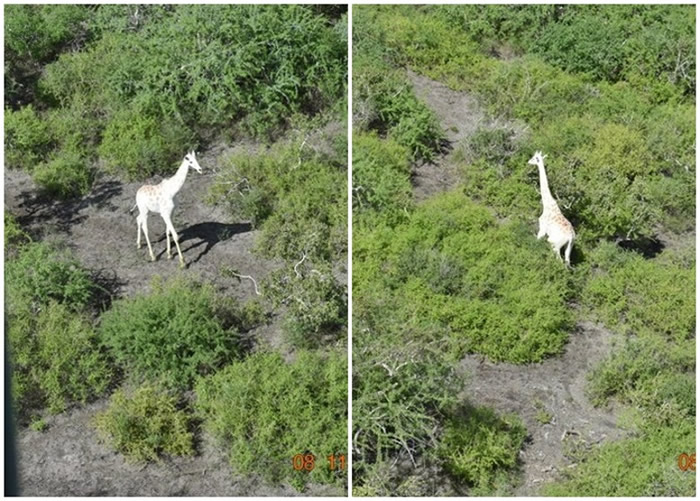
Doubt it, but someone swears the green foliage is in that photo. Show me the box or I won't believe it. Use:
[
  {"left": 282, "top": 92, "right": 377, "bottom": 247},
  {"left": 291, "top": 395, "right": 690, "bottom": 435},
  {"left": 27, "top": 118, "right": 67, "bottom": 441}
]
[
  {"left": 355, "top": 191, "right": 573, "bottom": 363},
  {"left": 583, "top": 244, "right": 695, "bottom": 343},
  {"left": 264, "top": 265, "right": 347, "bottom": 350},
  {"left": 435, "top": 5, "right": 695, "bottom": 97},
  {"left": 6, "top": 5, "right": 346, "bottom": 191},
  {"left": 5, "top": 5, "right": 90, "bottom": 107},
  {"left": 4, "top": 212, "right": 31, "bottom": 253},
  {"left": 353, "top": 28, "right": 444, "bottom": 161},
  {"left": 542, "top": 419, "right": 695, "bottom": 496},
  {"left": 437, "top": 406, "right": 526, "bottom": 494},
  {"left": 8, "top": 301, "right": 114, "bottom": 419},
  {"left": 97, "top": 99, "right": 194, "bottom": 179},
  {"left": 32, "top": 148, "right": 93, "bottom": 198},
  {"left": 209, "top": 140, "right": 346, "bottom": 263},
  {"left": 352, "top": 333, "right": 461, "bottom": 489},
  {"left": 95, "top": 383, "right": 194, "bottom": 462},
  {"left": 6, "top": 241, "right": 95, "bottom": 311},
  {"left": 5, "top": 241, "right": 112, "bottom": 420},
  {"left": 4, "top": 105, "right": 52, "bottom": 171},
  {"left": 352, "top": 132, "right": 412, "bottom": 225},
  {"left": 195, "top": 349, "right": 347, "bottom": 491},
  {"left": 98, "top": 277, "right": 246, "bottom": 389}
]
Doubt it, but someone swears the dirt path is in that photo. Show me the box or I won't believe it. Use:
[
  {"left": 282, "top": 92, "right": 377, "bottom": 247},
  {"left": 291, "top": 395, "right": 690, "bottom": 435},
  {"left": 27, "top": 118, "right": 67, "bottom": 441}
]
[
  {"left": 406, "top": 70, "right": 626, "bottom": 494},
  {"left": 5, "top": 144, "right": 344, "bottom": 496}
]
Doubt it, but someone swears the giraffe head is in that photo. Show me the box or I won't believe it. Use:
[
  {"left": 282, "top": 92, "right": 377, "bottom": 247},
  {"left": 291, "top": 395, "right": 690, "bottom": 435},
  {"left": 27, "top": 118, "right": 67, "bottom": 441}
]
[
  {"left": 528, "top": 150, "right": 547, "bottom": 167},
  {"left": 184, "top": 150, "right": 202, "bottom": 174}
]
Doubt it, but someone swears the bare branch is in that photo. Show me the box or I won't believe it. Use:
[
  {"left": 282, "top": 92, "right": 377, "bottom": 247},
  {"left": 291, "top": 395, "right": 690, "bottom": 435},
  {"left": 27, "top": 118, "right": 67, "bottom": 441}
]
[{"left": 229, "top": 272, "right": 261, "bottom": 296}]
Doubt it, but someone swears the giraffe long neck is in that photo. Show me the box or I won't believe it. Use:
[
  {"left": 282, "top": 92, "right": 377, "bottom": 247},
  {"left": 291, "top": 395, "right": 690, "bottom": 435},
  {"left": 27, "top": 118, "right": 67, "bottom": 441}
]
[
  {"left": 164, "top": 159, "right": 189, "bottom": 197},
  {"left": 537, "top": 161, "right": 556, "bottom": 208}
]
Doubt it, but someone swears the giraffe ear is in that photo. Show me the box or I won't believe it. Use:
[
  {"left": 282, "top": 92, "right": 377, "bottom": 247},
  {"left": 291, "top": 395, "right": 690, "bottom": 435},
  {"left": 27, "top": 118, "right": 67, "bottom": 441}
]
[{"left": 542, "top": 154, "right": 548, "bottom": 159}]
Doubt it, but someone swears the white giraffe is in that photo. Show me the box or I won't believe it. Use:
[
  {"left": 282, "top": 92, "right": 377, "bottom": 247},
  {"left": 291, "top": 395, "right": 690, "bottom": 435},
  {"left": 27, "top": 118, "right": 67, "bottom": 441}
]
[
  {"left": 528, "top": 151, "right": 575, "bottom": 266},
  {"left": 130, "top": 151, "right": 202, "bottom": 267}
]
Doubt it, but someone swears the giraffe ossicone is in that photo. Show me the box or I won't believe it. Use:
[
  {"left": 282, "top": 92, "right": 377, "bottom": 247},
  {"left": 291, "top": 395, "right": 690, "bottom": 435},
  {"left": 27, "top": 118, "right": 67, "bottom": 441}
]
[
  {"left": 528, "top": 150, "right": 575, "bottom": 266},
  {"left": 131, "top": 151, "right": 202, "bottom": 268}
]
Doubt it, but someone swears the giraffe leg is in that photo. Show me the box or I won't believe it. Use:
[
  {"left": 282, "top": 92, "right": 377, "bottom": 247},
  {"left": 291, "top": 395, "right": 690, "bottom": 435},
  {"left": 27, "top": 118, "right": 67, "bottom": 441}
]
[
  {"left": 564, "top": 238, "right": 573, "bottom": 266},
  {"left": 141, "top": 216, "right": 155, "bottom": 261},
  {"left": 166, "top": 228, "right": 172, "bottom": 259},
  {"left": 551, "top": 242, "right": 563, "bottom": 262},
  {"left": 162, "top": 216, "right": 184, "bottom": 267},
  {"left": 136, "top": 216, "right": 142, "bottom": 249}
]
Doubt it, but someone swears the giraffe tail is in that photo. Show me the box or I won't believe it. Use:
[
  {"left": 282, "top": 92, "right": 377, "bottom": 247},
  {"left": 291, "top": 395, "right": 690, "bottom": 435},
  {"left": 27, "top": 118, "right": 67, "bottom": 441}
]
[{"left": 129, "top": 203, "right": 138, "bottom": 213}]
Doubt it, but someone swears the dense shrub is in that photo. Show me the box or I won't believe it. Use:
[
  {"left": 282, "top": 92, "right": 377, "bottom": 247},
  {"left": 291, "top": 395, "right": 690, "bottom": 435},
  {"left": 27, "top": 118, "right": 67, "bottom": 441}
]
[
  {"left": 4, "top": 105, "right": 52, "bottom": 171},
  {"left": 97, "top": 99, "right": 194, "bottom": 178},
  {"left": 6, "top": 4, "right": 346, "bottom": 190},
  {"left": 437, "top": 406, "right": 526, "bottom": 494},
  {"left": 264, "top": 265, "right": 347, "bottom": 349},
  {"left": 352, "top": 331, "right": 461, "bottom": 488},
  {"left": 542, "top": 419, "right": 695, "bottom": 496},
  {"left": 98, "top": 277, "right": 246, "bottom": 389},
  {"left": 354, "top": 191, "right": 573, "bottom": 363},
  {"left": 95, "top": 383, "right": 194, "bottom": 462},
  {"left": 5, "top": 4, "right": 91, "bottom": 107},
  {"left": 195, "top": 350, "right": 347, "bottom": 491},
  {"left": 209, "top": 140, "right": 346, "bottom": 263},
  {"left": 5, "top": 241, "right": 113, "bottom": 419},
  {"left": 353, "top": 35, "right": 444, "bottom": 161},
  {"left": 33, "top": 149, "right": 93, "bottom": 198},
  {"left": 4, "top": 212, "right": 31, "bottom": 253},
  {"left": 8, "top": 301, "right": 114, "bottom": 419},
  {"left": 6, "top": 241, "right": 95, "bottom": 312},
  {"left": 352, "top": 132, "right": 412, "bottom": 224}
]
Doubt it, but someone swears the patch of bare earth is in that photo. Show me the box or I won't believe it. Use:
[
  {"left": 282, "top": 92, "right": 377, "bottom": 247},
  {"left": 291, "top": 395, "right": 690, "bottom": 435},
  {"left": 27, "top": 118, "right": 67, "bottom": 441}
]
[
  {"left": 4, "top": 139, "right": 345, "bottom": 496},
  {"left": 406, "top": 69, "right": 626, "bottom": 494}
]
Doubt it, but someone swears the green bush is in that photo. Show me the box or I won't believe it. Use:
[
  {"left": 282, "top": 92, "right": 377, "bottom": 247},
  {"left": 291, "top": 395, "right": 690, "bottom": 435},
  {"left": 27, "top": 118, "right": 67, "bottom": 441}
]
[
  {"left": 352, "top": 330, "right": 461, "bottom": 489},
  {"left": 98, "top": 277, "right": 246, "bottom": 389},
  {"left": 4, "top": 105, "right": 52, "bottom": 171},
  {"left": 4, "top": 212, "right": 31, "bottom": 253},
  {"left": 8, "top": 301, "right": 114, "bottom": 419},
  {"left": 97, "top": 98, "right": 194, "bottom": 179},
  {"left": 195, "top": 349, "right": 347, "bottom": 491},
  {"left": 95, "top": 383, "right": 194, "bottom": 462},
  {"left": 7, "top": 5, "right": 347, "bottom": 192},
  {"left": 264, "top": 265, "right": 347, "bottom": 350},
  {"left": 583, "top": 243, "right": 695, "bottom": 343},
  {"left": 209, "top": 140, "right": 347, "bottom": 262},
  {"left": 354, "top": 191, "right": 573, "bottom": 363},
  {"left": 6, "top": 241, "right": 95, "bottom": 312},
  {"left": 32, "top": 149, "right": 93, "bottom": 198},
  {"left": 542, "top": 419, "right": 695, "bottom": 496},
  {"left": 352, "top": 132, "right": 412, "bottom": 225},
  {"left": 437, "top": 406, "right": 526, "bottom": 494}
]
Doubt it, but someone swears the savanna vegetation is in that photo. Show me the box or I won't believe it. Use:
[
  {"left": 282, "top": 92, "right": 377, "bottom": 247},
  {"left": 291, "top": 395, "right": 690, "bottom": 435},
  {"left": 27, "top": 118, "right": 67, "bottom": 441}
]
[
  {"left": 352, "top": 5, "right": 694, "bottom": 496},
  {"left": 5, "top": 5, "right": 347, "bottom": 494}
]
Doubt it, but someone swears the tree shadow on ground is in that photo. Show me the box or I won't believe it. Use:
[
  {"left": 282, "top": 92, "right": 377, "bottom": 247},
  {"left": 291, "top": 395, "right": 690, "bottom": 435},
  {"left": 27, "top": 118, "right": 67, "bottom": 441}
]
[
  {"left": 15, "top": 180, "right": 123, "bottom": 236},
  {"left": 154, "top": 222, "right": 252, "bottom": 264}
]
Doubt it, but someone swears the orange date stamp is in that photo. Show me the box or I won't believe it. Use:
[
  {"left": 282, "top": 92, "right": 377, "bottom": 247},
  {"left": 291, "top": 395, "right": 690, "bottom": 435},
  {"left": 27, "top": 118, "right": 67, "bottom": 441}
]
[
  {"left": 292, "top": 453, "right": 346, "bottom": 472},
  {"left": 678, "top": 453, "right": 696, "bottom": 472}
]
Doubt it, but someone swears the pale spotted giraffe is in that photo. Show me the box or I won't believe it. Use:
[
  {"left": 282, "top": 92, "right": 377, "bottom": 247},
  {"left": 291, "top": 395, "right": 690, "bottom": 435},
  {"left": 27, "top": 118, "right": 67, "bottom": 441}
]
[
  {"left": 130, "top": 151, "right": 202, "bottom": 267},
  {"left": 528, "top": 151, "right": 575, "bottom": 266}
]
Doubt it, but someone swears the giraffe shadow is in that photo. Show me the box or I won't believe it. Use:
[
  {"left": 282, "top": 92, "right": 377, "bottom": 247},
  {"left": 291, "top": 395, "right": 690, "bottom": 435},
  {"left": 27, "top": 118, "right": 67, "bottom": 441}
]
[{"left": 154, "top": 222, "right": 252, "bottom": 264}]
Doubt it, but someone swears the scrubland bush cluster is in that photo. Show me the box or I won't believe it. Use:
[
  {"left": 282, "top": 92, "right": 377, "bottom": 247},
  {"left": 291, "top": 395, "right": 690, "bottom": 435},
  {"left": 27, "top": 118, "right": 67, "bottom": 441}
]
[
  {"left": 5, "top": 5, "right": 347, "bottom": 196},
  {"left": 5, "top": 6, "right": 347, "bottom": 492},
  {"left": 353, "top": 5, "right": 694, "bottom": 496}
]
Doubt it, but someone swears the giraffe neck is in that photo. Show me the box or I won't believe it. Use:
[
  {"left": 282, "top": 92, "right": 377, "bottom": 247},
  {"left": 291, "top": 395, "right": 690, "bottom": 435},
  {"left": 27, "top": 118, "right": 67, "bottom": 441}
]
[
  {"left": 537, "top": 161, "right": 557, "bottom": 208},
  {"left": 163, "top": 159, "right": 189, "bottom": 197}
]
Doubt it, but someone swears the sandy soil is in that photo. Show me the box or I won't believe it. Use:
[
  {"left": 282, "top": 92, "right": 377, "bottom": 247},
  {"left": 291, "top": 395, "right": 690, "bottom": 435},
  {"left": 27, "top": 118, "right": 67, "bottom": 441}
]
[
  {"left": 405, "top": 69, "right": 627, "bottom": 495},
  {"left": 5, "top": 141, "right": 346, "bottom": 496}
]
